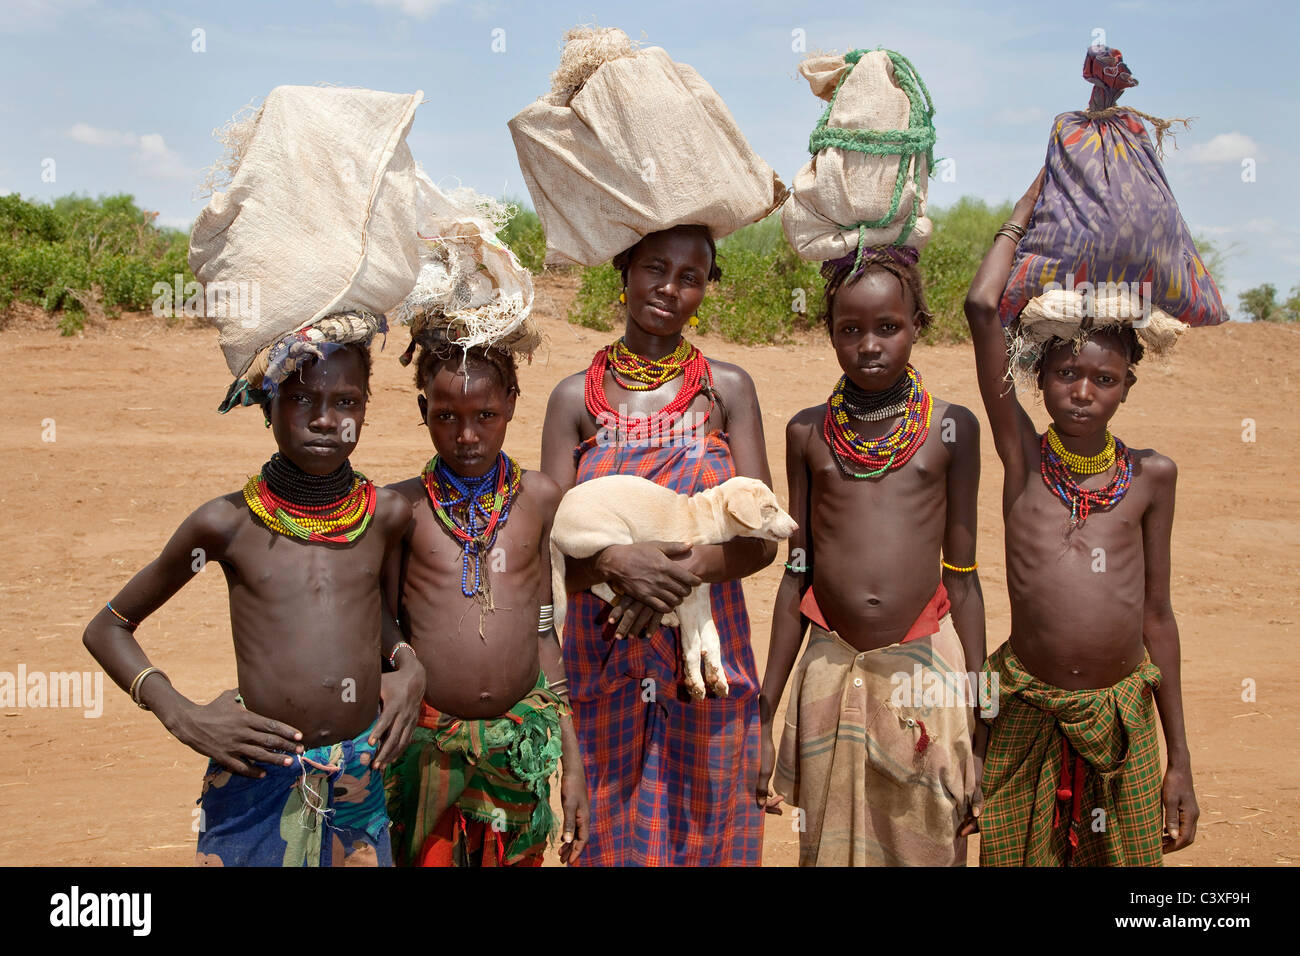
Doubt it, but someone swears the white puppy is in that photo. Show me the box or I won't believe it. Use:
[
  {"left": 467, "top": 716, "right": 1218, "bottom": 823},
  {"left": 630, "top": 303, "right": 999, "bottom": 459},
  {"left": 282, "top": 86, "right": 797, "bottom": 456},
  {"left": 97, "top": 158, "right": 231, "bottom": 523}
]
[{"left": 550, "top": 475, "right": 797, "bottom": 699}]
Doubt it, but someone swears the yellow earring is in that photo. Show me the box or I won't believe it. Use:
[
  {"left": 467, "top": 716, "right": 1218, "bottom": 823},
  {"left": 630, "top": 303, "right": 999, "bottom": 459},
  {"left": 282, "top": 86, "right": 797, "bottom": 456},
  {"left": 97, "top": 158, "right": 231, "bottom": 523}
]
[
  {"left": 619, "top": 291, "right": 626, "bottom": 304},
  {"left": 689, "top": 315, "right": 699, "bottom": 328}
]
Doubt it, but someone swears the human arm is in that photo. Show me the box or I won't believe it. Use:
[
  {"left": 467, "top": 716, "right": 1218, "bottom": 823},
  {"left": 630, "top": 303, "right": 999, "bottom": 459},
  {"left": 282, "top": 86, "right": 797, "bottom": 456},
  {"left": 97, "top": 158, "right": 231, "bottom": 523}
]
[
  {"left": 538, "top": 370, "right": 699, "bottom": 637},
  {"left": 963, "top": 168, "right": 1046, "bottom": 502},
  {"left": 81, "top": 499, "right": 304, "bottom": 777},
  {"left": 941, "top": 405, "right": 989, "bottom": 835},
  {"left": 370, "top": 491, "right": 423, "bottom": 770},
  {"left": 533, "top": 478, "right": 588, "bottom": 863},
  {"left": 757, "top": 415, "right": 814, "bottom": 810},
  {"left": 679, "top": 362, "right": 779, "bottom": 584},
  {"left": 1140, "top": 455, "right": 1197, "bottom": 852}
]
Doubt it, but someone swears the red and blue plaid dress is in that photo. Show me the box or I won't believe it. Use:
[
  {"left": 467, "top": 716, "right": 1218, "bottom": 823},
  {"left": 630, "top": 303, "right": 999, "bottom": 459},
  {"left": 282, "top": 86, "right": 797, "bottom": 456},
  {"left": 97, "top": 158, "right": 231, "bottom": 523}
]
[{"left": 567, "top": 429, "right": 762, "bottom": 866}]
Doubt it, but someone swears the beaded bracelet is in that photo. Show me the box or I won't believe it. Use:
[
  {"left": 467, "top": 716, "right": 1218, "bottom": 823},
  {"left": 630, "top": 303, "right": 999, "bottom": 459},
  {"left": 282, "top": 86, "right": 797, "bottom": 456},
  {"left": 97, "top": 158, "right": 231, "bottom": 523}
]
[
  {"left": 941, "top": 559, "right": 978, "bottom": 574},
  {"left": 106, "top": 601, "right": 140, "bottom": 632},
  {"left": 783, "top": 561, "right": 809, "bottom": 574},
  {"left": 129, "top": 666, "right": 168, "bottom": 710},
  {"left": 537, "top": 603, "right": 554, "bottom": 633},
  {"left": 387, "top": 642, "right": 416, "bottom": 668}
]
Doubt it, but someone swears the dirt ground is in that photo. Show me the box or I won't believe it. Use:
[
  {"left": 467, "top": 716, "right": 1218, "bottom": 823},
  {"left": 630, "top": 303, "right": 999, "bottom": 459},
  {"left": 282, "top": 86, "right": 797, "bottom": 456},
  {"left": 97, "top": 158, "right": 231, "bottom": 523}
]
[{"left": 2, "top": 273, "right": 1296, "bottom": 867}]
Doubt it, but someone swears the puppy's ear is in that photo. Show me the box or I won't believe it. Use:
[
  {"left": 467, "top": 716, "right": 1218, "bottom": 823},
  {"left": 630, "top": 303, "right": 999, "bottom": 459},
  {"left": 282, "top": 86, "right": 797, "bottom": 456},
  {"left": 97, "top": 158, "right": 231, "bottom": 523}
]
[{"left": 726, "top": 488, "right": 764, "bottom": 530}]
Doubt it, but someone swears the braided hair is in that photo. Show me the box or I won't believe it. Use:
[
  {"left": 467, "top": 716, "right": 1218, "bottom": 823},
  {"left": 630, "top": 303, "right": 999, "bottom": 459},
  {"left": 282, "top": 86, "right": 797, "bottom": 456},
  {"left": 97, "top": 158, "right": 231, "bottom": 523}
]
[
  {"left": 819, "top": 250, "right": 931, "bottom": 337},
  {"left": 412, "top": 326, "right": 520, "bottom": 397}
]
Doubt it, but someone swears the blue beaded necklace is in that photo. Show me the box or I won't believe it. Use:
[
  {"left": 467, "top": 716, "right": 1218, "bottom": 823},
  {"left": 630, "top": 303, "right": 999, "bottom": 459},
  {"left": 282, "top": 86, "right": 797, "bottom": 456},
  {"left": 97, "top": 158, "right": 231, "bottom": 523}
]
[{"left": 421, "top": 452, "right": 521, "bottom": 599}]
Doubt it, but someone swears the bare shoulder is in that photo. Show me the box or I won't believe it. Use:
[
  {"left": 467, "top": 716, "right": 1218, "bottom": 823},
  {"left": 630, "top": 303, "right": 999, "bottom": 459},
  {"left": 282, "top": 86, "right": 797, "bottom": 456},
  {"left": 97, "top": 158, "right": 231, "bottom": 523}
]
[
  {"left": 932, "top": 397, "right": 979, "bottom": 433},
  {"left": 384, "top": 475, "right": 427, "bottom": 506},
  {"left": 375, "top": 485, "right": 415, "bottom": 529},
  {"left": 1131, "top": 447, "right": 1177, "bottom": 488},
  {"left": 787, "top": 405, "right": 824, "bottom": 449},
  {"left": 707, "top": 358, "right": 758, "bottom": 397},
  {"left": 521, "top": 468, "right": 563, "bottom": 514},
  {"left": 547, "top": 369, "right": 588, "bottom": 409},
  {"left": 191, "top": 492, "right": 250, "bottom": 540}
]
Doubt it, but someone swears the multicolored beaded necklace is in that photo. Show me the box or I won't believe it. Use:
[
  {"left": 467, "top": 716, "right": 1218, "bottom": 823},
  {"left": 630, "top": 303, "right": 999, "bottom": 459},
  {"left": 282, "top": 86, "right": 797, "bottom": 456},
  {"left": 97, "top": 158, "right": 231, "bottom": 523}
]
[
  {"left": 422, "top": 451, "right": 522, "bottom": 602},
  {"left": 585, "top": 338, "right": 714, "bottom": 440},
  {"left": 607, "top": 337, "right": 696, "bottom": 390},
  {"left": 1045, "top": 425, "right": 1116, "bottom": 475},
  {"left": 823, "top": 365, "right": 933, "bottom": 479},
  {"left": 1040, "top": 430, "right": 1133, "bottom": 528},
  {"left": 840, "top": 370, "right": 913, "bottom": 422},
  {"left": 243, "top": 454, "right": 376, "bottom": 543}
]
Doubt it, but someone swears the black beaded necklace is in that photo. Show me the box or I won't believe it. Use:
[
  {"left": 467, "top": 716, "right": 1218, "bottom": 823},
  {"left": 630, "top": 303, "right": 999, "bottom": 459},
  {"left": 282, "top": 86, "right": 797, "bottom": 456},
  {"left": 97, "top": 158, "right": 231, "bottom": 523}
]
[
  {"left": 261, "top": 453, "right": 356, "bottom": 508},
  {"left": 841, "top": 370, "right": 912, "bottom": 422}
]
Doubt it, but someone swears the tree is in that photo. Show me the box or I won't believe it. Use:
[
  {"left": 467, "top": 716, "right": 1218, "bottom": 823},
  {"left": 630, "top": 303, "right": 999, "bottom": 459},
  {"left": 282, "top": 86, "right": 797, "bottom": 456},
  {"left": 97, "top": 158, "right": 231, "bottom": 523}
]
[
  {"left": 1283, "top": 285, "right": 1300, "bottom": 323},
  {"left": 1238, "top": 283, "right": 1278, "bottom": 322}
]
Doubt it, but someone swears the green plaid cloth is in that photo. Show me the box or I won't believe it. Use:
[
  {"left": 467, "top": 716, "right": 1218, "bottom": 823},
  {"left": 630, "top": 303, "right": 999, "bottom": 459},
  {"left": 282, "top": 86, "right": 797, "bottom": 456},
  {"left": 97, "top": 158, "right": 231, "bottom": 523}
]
[{"left": 979, "top": 643, "right": 1164, "bottom": 867}]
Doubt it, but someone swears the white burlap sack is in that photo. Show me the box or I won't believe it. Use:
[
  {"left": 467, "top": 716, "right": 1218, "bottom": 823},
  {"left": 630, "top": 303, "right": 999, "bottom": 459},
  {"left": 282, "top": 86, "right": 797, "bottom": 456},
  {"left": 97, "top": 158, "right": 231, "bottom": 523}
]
[
  {"left": 391, "top": 170, "right": 541, "bottom": 360},
  {"left": 189, "top": 85, "right": 426, "bottom": 380},
  {"left": 509, "top": 29, "right": 784, "bottom": 267},
  {"left": 781, "top": 50, "right": 934, "bottom": 263}
]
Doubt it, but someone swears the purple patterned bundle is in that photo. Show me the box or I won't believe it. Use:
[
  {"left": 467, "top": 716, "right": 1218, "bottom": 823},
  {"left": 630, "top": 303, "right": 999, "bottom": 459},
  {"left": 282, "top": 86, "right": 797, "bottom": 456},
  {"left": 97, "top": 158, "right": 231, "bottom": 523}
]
[{"left": 999, "top": 46, "right": 1227, "bottom": 329}]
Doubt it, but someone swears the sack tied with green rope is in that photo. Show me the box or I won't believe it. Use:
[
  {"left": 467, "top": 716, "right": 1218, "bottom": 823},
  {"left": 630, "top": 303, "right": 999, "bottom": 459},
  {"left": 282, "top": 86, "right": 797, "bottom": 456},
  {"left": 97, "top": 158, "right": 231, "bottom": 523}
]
[{"left": 781, "top": 48, "right": 936, "bottom": 264}]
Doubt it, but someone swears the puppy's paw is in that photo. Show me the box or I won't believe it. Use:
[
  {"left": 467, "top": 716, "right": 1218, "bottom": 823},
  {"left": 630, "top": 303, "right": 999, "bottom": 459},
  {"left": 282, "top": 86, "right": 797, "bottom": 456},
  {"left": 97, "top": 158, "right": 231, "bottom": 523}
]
[{"left": 703, "top": 661, "right": 730, "bottom": 698}]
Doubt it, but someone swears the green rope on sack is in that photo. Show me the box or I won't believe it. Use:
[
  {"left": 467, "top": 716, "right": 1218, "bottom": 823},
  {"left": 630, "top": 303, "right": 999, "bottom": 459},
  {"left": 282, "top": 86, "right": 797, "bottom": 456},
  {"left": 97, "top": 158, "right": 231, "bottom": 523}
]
[{"left": 807, "top": 47, "right": 937, "bottom": 269}]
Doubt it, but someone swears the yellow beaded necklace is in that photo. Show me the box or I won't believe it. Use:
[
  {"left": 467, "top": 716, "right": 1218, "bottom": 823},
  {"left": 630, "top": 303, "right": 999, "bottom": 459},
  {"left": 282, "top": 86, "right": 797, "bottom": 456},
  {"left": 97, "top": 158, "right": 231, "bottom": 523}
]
[
  {"left": 607, "top": 337, "right": 697, "bottom": 390},
  {"left": 1046, "top": 426, "right": 1116, "bottom": 475}
]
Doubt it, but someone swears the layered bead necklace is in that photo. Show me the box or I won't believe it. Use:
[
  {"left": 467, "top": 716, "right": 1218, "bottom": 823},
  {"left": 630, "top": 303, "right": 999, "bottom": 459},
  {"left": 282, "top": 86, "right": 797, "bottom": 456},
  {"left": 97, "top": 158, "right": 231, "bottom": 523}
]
[
  {"left": 585, "top": 337, "right": 713, "bottom": 441},
  {"left": 1040, "top": 426, "right": 1132, "bottom": 528},
  {"left": 244, "top": 453, "right": 376, "bottom": 543},
  {"left": 823, "top": 365, "right": 933, "bottom": 479},
  {"left": 607, "top": 337, "right": 696, "bottom": 390},
  {"left": 422, "top": 452, "right": 522, "bottom": 602}
]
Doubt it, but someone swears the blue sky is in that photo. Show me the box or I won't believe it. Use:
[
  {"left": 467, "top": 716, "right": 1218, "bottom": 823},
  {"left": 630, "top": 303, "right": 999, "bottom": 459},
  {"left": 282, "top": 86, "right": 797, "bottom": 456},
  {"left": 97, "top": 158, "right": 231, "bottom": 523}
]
[{"left": 1, "top": 0, "right": 1294, "bottom": 311}]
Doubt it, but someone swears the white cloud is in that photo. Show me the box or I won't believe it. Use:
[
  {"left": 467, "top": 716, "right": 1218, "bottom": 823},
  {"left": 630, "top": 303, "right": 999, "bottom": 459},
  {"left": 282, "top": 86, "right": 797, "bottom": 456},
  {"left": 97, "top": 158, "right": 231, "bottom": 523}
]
[
  {"left": 135, "top": 133, "right": 190, "bottom": 180},
  {"left": 357, "top": 0, "right": 453, "bottom": 18},
  {"left": 67, "top": 122, "right": 136, "bottom": 148},
  {"left": 65, "top": 124, "right": 191, "bottom": 180},
  {"left": 1182, "top": 132, "right": 1264, "bottom": 165},
  {"left": 992, "top": 106, "right": 1048, "bottom": 126}
]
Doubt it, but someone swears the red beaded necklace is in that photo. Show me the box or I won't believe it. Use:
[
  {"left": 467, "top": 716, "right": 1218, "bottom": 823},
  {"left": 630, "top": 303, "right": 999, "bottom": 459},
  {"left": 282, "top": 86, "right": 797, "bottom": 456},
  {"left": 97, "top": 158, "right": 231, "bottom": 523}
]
[
  {"left": 584, "top": 340, "right": 714, "bottom": 440},
  {"left": 822, "top": 366, "right": 933, "bottom": 479},
  {"left": 1039, "top": 432, "right": 1133, "bottom": 529}
]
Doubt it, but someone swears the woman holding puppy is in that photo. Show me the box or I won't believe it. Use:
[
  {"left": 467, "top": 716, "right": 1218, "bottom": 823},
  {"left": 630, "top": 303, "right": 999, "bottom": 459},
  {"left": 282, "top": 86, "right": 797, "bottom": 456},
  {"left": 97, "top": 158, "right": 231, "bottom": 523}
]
[
  {"left": 518, "top": 26, "right": 784, "bottom": 865},
  {"left": 540, "top": 224, "right": 778, "bottom": 866}
]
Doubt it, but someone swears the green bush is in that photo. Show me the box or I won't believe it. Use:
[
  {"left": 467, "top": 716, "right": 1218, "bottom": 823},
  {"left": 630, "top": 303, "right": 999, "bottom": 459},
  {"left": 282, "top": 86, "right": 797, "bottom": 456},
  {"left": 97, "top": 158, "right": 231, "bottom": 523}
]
[
  {"left": 0, "top": 194, "right": 64, "bottom": 243},
  {"left": 920, "top": 198, "right": 1011, "bottom": 342},
  {"left": 499, "top": 200, "right": 547, "bottom": 273},
  {"left": 570, "top": 262, "right": 622, "bottom": 332},
  {"left": 0, "top": 192, "right": 194, "bottom": 334}
]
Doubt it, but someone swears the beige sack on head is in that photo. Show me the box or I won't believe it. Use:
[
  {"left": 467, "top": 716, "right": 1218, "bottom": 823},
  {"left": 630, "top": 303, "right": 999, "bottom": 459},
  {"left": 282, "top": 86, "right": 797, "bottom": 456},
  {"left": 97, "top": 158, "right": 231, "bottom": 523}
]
[
  {"left": 189, "top": 85, "right": 426, "bottom": 382},
  {"left": 781, "top": 50, "right": 935, "bottom": 263},
  {"left": 509, "top": 27, "right": 785, "bottom": 267}
]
